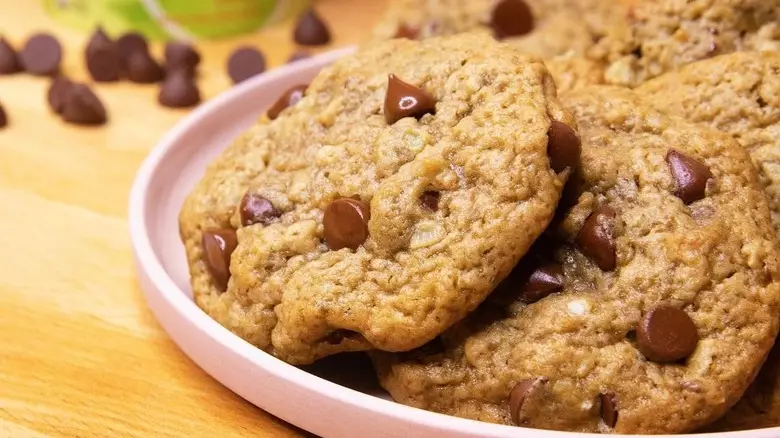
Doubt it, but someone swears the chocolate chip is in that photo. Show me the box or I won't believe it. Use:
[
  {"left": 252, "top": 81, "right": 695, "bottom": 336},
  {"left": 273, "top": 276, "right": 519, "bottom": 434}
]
[
  {"left": 323, "top": 198, "right": 371, "bottom": 251},
  {"left": 294, "top": 9, "right": 331, "bottom": 46},
  {"left": 576, "top": 206, "right": 617, "bottom": 271},
  {"left": 0, "top": 102, "right": 7, "bottom": 129},
  {"left": 240, "top": 192, "right": 280, "bottom": 226},
  {"left": 491, "top": 0, "right": 535, "bottom": 39},
  {"left": 158, "top": 70, "right": 201, "bottom": 108},
  {"left": 420, "top": 191, "right": 440, "bottom": 211},
  {"left": 521, "top": 263, "right": 564, "bottom": 304},
  {"left": 61, "top": 83, "right": 107, "bottom": 126},
  {"left": 384, "top": 74, "right": 436, "bottom": 124},
  {"left": 85, "top": 27, "right": 120, "bottom": 82},
  {"left": 227, "top": 47, "right": 266, "bottom": 85},
  {"left": 164, "top": 41, "right": 200, "bottom": 76},
  {"left": 47, "top": 75, "right": 73, "bottom": 114},
  {"left": 599, "top": 393, "right": 618, "bottom": 428},
  {"left": 509, "top": 377, "right": 547, "bottom": 425},
  {"left": 637, "top": 305, "right": 699, "bottom": 363},
  {"left": 125, "top": 50, "right": 164, "bottom": 83},
  {"left": 666, "top": 149, "right": 713, "bottom": 204},
  {"left": 116, "top": 32, "right": 148, "bottom": 74},
  {"left": 547, "top": 121, "right": 581, "bottom": 173},
  {"left": 322, "top": 329, "right": 362, "bottom": 345},
  {"left": 0, "top": 37, "right": 22, "bottom": 74},
  {"left": 267, "top": 84, "right": 307, "bottom": 120},
  {"left": 20, "top": 33, "right": 62, "bottom": 76},
  {"left": 201, "top": 228, "right": 238, "bottom": 292},
  {"left": 287, "top": 51, "right": 310, "bottom": 64},
  {"left": 394, "top": 24, "right": 419, "bottom": 39}
]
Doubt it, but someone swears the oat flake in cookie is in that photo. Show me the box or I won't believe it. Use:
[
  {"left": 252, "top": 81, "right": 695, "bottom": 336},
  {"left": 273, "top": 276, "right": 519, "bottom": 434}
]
[
  {"left": 178, "top": 34, "right": 577, "bottom": 365},
  {"left": 371, "top": 86, "right": 780, "bottom": 434}
]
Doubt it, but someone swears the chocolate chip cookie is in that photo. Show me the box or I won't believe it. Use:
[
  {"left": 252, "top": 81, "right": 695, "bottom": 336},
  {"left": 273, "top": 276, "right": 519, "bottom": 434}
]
[
  {"left": 179, "top": 34, "right": 578, "bottom": 365},
  {"left": 596, "top": 0, "right": 780, "bottom": 87},
  {"left": 371, "top": 86, "right": 780, "bottom": 434},
  {"left": 545, "top": 57, "right": 605, "bottom": 94}
]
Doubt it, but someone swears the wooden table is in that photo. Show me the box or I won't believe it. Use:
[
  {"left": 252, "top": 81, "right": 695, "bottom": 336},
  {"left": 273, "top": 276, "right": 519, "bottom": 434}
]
[{"left": 0, "top": 1, "right": 387, "bottom": 436}]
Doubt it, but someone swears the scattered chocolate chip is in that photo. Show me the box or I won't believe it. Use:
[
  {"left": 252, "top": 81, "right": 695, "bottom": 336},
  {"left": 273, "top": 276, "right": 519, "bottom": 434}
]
[
  {"left": 294, "top": 9, "right": 331, "bottom": 46},
  {"left": 0, "top": 102, "right": 7, "bottom": 128},
  {"left": 61, "top": 83, "right": 107, "bottom": 126},
  {"left": 600, "top": 393, "right": 618, "bottom": 428},
  {"left": 509, "top": 377, "right": 548, "bottom": 426},
  {"left": 394, "top": 24, "right": 419, "bottom": 39},
  {"left": 240, "top": 192, "right": 280, "bottom": 226},
  {"left": 420, "top": 191, "right": 440, "bottom": 211},
  {"left": 521, "top": 263, "right": 564, "bottom": 304},
  {"left": 164, "top": 41, "right": 200, "bottom": 76},
  {"left": 0, "top": 37, "right": 22, "bottom": 74},
  {"left": 201, "top": 228, "right": 238, "bottom": 292},
  {"left": 384, "top": 74, "right": 436, "bottom": 124},
  {"left": 547, "top": 121, "right": 581, "bottom": 173},
  {"left": 287, "top": 50, "right": 310, "bottom": 64},
  {"left": 85, "top": 27, "right": 120, "bottom": 82},
  {"left": 47, "top": 75, "right": 73, "bottom": 114},
  {"left": 227, "top": 46, "right": 266, "bottom": 85},
  {"left": 20, "top": 33, "right": 62, "bottom": 76},
  {"left": 125, "top": 50, "right": 164, "bottom": 83},
  {"left": 158, "top": 70, "right": 201, "bottom": 108},
  {"left": 637, "top": 305, "right": 699, "bottom": 363},
  {"left": 116, "top": 32, "right": 149, "bottom": 73},
  {"left": 576, "top": 206, "right": 617, "bottom": 271},
  {"left": 666, "top": 149, "right": 713, "bottom": 204},
  {"left": 323, "top": 198, "right": 371, "bottom": 251},
  {"left": 491, "top": 0, "right": 535, "bottom": 39},
  {"left": 267, "top": 84, "right": 307, "bottom": 120}
]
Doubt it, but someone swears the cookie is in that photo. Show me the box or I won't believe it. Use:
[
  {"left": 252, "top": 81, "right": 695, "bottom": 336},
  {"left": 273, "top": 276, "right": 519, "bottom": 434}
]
[
  {"left": 179, "top": 34, "right": 578, "bottom": 365},
  {"left": 635, "top": 51, "right": 780, "bottom": 431},
  {"left": 371, "top": 0, "right": 625, "bottom": 59},
  {"left": 371, "top": 86, "right": 780, "bottom": 434},
  {"left": 545, "top": 57, "right": 605, "bottom": 94},
  {"left": 596, "top": 0, "right": 780, "bottom": 87}
]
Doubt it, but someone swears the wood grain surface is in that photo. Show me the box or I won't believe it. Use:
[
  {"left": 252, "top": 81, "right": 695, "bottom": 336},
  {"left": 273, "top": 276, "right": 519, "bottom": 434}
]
[{"left": 0, "top": 1, "right": 387, "bottom": 437}]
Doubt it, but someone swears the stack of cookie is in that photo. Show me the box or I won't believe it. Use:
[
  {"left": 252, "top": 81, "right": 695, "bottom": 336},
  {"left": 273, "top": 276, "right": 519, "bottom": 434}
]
[{"left": 179, "top": 0, "right": 780, "bottom": 434}]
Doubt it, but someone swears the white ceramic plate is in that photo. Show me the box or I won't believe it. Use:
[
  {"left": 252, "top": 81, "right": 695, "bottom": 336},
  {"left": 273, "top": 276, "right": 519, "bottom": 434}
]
[{"left": 128, "top": 47, "right": 780, "bottom": 438}]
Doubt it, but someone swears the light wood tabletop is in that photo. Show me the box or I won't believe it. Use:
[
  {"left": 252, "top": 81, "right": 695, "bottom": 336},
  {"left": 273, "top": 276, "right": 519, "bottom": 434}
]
[{"left": 0, "top": 1, "right": 387, "bottom": 436}]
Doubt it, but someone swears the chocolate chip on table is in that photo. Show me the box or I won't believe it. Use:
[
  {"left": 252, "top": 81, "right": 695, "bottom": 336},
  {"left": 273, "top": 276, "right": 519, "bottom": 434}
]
[
  {"left": 599, "top": 393, "right": 619, "bottom": 428},
  {"left": 158, "top": 70, "right": 201, "bottom": 108},
  {"left": 61, "top": 83, "right": 108, "bottom": 126},
  {"left": 520, "top": 263, "right": 564, "bottom": 304},
  {"left": 287, "top": 51, "right": 310, "bottom": 64},
  {"left": 547, "top": 121, "right": 581, "bottom": 173},
  {"left": 293, "top": 8, "right": 331, "bottom": 46},
  {"left": 227, "top": 46, "right": 266, "bottom": 85},
  {"left": 164, "top": 41, "right": 201, "bottom": 76},
  {"left": 201, "top": 228, "right": 238, "bottom": 292},
  {"left": 0, "top": 37, "right": 22, "bottom": 74},
  {"left": 323, "top": 198, "right": 371, "bottom": 251},
  {"left": 509, "top": 377, "right": 548, "bottom": 426},
  {"left": 240, "top": 192, "right": 280, "bottom": 226},
  {"left": 0, "top": 101, "right": 7, "bottom": 128},
  {"left": 384, "top": 74, "right": 436, "bottom": 124},
  {"left": 267, "top": 84, "right": 307, "bottom": 120},
  {"left": 47, "top": 75, "right": 73, "bottom": 114},
  {"left": 125, "top": 50, "right": 164, "bottom": 83},
  {"left": 116, "top": 32, "right": 149, "bottom": 73},
  {"left": 85, "top": 27, "right": 121, "bottom": 82},
  {"left": 20, "top": 33, "right": 62, "bottom": 76},
  {"left": 637, "top": 305, "right": 699, "bottom": 363},
  {"left": 666, "top": 149, "right": 713, "bottom": 204},
  {"left": 394, "top": 24, "right": 419, "bottom": 39},
  {"left": 420, "top": 191, "right": 440, "bottom": 211},
  {"left": 491, "top": 0, "right": 535, "bottom": 39},
  {"left": 576, "top": 206, "right": 617, "bottom": 271}
]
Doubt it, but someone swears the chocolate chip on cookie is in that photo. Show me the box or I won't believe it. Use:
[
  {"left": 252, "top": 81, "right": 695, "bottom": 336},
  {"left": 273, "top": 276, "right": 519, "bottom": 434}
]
[
  {"left": 384, "top": 75, "right": 436, "bottom": 124},
  {"left": 547, "top": 121, "right": 581, "bottom": 173},
  {"left": 394, "top": 24, "right": 419, "bottom": 39},
  {"left": 576, "top": 206, "right": 617, "bottom": 271},
  {"left": 420, "top": 191, "right": 440, "bottom": 211},
  {"left": 637, "top": 305, "right": 699, "bottom": 363},
  {"left": 600, "top": 393, "right": 619, "bottom": 428},
  {"left": 293, "top": 8, "right": 332, "bottom": 46},
  {"left": 666, "top": 149, "right": 712, "bottom": 205},
  {"left": 267, "top": 84, "right": 307, "bottom": 120},
  {"left": 323, "top": 198, "right": 370, "bottom": 251},
  {"left": 510, "top": 377, "right": 548, "bottom": 425},
  {"left": 202, "top": 228, "right": 238, "bottom": 291},
  {"left": 521, "top": 263, "right": 564, "bottom": 304},
  {"left": 0, "top": 37, "right": 22, "bottom": 74},
  {"left": 20, "top": 33, "right": 62, "bottom": 76},
  {"left": 240, "top": 192, "right": 280, "bottom": 226},
  {"left": 490, "top": 0, "right": 534, "bottom": 39}
]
